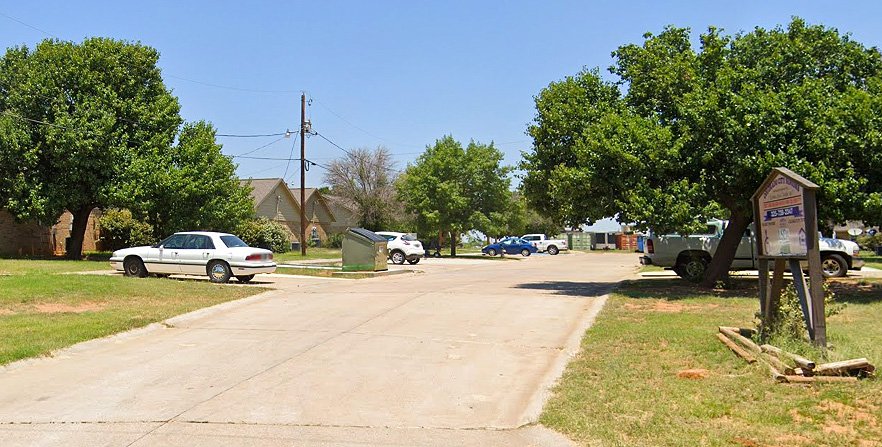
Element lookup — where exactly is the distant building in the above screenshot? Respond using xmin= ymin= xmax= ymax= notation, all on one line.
xmin=289 ymin=188 xmax=337 ymax=243
xmin=239 ymin=178 xmax=338 ymax=244
xmin=322 ymin=194 xmax=359 ymax=234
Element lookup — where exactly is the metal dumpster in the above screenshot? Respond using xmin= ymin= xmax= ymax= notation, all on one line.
xmin=342 ymin=228 xmax=388 ymax=272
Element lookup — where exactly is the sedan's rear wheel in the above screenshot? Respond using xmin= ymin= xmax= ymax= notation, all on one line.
xmin=547 ymin=245 xmax=559 ymax=255
xmin=390 ymin=251 xmax=406 ymax=264
xmin=124 ymin=257 xmax=148 ymax=278
xmin=207 ymin=261 xmax=232 ymax=283
xmin=521 ymin=249 xmax=531 ymax=257
xmin=236 ymin=274 xmax=255 ymax=283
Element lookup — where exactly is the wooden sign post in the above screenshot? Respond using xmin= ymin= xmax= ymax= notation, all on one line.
xmin=751 ymin=168 xmax=826 ymax=347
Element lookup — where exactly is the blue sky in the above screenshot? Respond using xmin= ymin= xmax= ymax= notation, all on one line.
xmin=2 ymin=1 xmax=881 ymax=189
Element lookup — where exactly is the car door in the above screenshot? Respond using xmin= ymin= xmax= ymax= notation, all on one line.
xmin=155 ymin=234 xmax=187 ymax=274
xmin=502 ymin=239 xmax=518 ymax=254
xmin=177 ymin=234 xmax=215 ymax=275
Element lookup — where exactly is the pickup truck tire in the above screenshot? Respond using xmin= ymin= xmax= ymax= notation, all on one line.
xmin=674 ymin=254 xmax=709 ymax=283
xmin=821 ymin=253 xmax=847 ymax=278
xmin=547 ymin=245 xmax=559 ymax=255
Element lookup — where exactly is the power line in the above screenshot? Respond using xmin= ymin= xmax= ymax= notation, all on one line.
xmin=0 ymin=11 xmax=57 ymax=38
xmin=2 ymin=110 xmax=67 ymax=129
xmin=313 ymin=131 xmax=357 ymax=158
xmin=313 ymin=98 xmax=393 ymax=144
xmin=230 ymin=136 xmax=288 ymax=158
xmin=217 ymin=132 xmax=287 ymax=138
xmin=165 ymin=74 xmax=299 ymax=94
xmin=281 ymin=133 xmax=299 ymax=180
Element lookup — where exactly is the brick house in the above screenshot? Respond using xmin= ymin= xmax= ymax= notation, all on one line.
xmin=289 ymin=188 xmax=337 ymax=243
xmin=0 ymin=209 xmax=101 ymax=256
xmin=323 ymin=194 xmax=359 ymax=234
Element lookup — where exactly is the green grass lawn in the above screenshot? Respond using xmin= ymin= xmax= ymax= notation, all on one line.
xmin=0 ymin=259 xmax=265 ymax=365
xmin=860 ymin=250 xmax=882 ymax=270
xmin=541 ymin=277 xmax=882 ymax=446
xmin=273 ymin=247 xmax=342 ymax=263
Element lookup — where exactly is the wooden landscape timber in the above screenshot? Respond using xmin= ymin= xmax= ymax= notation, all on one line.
xmin=716 ymin=333 xmax=756 ymax=364
xmin=716 ymin=326 xmax=875 ymax=383
xmin=814 ymin=358 xmax=876 ymax=377
xmin=761 ymin=344 xmax=815 ymax=371
xmin=719 ymin=327 xmax=762 ymax=354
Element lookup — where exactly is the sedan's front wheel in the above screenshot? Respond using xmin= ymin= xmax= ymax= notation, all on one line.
xmin=486 ymin=248 xmax=498 ymax=257
xmin=123 ymin=257 xmax=148 ymax=278
xmin=207 ymin=261 xmax=232 ymax=283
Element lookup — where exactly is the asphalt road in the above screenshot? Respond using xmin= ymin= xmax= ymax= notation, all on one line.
xmin=0 ymin=252 xmax=637 ymax=446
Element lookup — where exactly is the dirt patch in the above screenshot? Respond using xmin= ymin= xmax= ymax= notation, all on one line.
xmin=0 ymin=308 xmax=14 ymax=316
xmin=773 ymin=434 xmax=811 ymax=447
xmin=623 ymin=301 xmax=716 ymax=313
xmin=814 ymin=400 xmax=880 ymax=438
xmin=789 ymin=408 xmax=811 ymax=424
xmin=676 ymin=368 xmax=710 ymax=379
xmin=734 ymin=437 xmax=760 ymax=447
xmin=33 ymin=302 xmax=104 ymax=314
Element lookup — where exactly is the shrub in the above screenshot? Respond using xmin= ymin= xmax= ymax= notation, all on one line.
xmin=856 ymin=233 xmax=882 ymax=250
xmin=236 ymin=218 xmax=291 ymax=253
xmin=759 ymin=281 xmax=845 ymax=341
xmin=324 ymin=233 xmax=344 ymax=249
xmin=98 ymin=208 xmax=154 ymax=251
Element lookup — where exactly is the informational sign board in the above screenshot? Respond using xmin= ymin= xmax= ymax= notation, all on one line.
xmin=756 ymin=174 xmax=808 ymax=257
xmin=751 ymin=167 xmax=826 ymax=347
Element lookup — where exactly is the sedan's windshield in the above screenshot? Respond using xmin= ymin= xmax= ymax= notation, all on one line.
xmin=220 ymin=235 xmax=249 ymax=248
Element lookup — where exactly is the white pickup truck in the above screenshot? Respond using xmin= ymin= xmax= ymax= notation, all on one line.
xmin=522 ymin=234 xmax=568 ymax=255
xmin=639 ymin=219 xmax=863 ymax=281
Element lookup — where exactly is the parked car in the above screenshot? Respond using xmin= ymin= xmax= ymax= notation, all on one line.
xmin=640 ymin=220 xmax=863 ymax=281
xmin=110 ymin=231 xmax=277 ymax=283
xmin=376 ymin=231 xmax=423 ymax=264
xmin=482 ymin=237 xmax=538 ymax=257
xmin=521 ymin=234 xmax=568 ymax=255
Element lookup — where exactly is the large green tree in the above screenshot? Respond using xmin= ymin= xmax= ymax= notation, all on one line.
xmin=120 ymin=121 xmax=254 ymax=238
xmin=522 ymin=18 xmax=882 ymax=286
xmin=0 ymin=37 xmax=181 ymax=258
xmin=397 ymin=135 xmax=511 ymax=255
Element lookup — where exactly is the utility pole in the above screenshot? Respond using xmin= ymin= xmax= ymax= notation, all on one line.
xmin=300 ymin=93 xmax=307 ymax=256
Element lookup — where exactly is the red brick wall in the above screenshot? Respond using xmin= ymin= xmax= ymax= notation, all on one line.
xmin=51 ymin=209 xmax=102 ymax=254
xmin=0 ymin=210 xmax=54 ymax=256
xmin=0 ymin=209 xmax=102 ymax=256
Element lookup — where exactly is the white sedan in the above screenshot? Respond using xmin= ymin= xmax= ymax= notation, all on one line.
xmin=110 ymin=231 xmax=276 ymax=283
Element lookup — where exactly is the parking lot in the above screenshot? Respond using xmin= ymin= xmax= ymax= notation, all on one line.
xmin=0 ymin=251 xmax=637 ymax=446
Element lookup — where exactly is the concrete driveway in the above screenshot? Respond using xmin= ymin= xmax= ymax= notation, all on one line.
xmin=0 ymin=252 xmax=637 ymax=446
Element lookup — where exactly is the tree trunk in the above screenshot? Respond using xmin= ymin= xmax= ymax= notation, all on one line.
xmin=450 ymin=231 xmax=457 ymax=257
xmin=66 ymin=206 xmax=94 ymax=260
xmin=700 ymin=210 xmax=751 ymax=288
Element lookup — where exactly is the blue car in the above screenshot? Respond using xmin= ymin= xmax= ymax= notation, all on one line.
xmin=482 ymin=237 xmax=538 ymax=257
